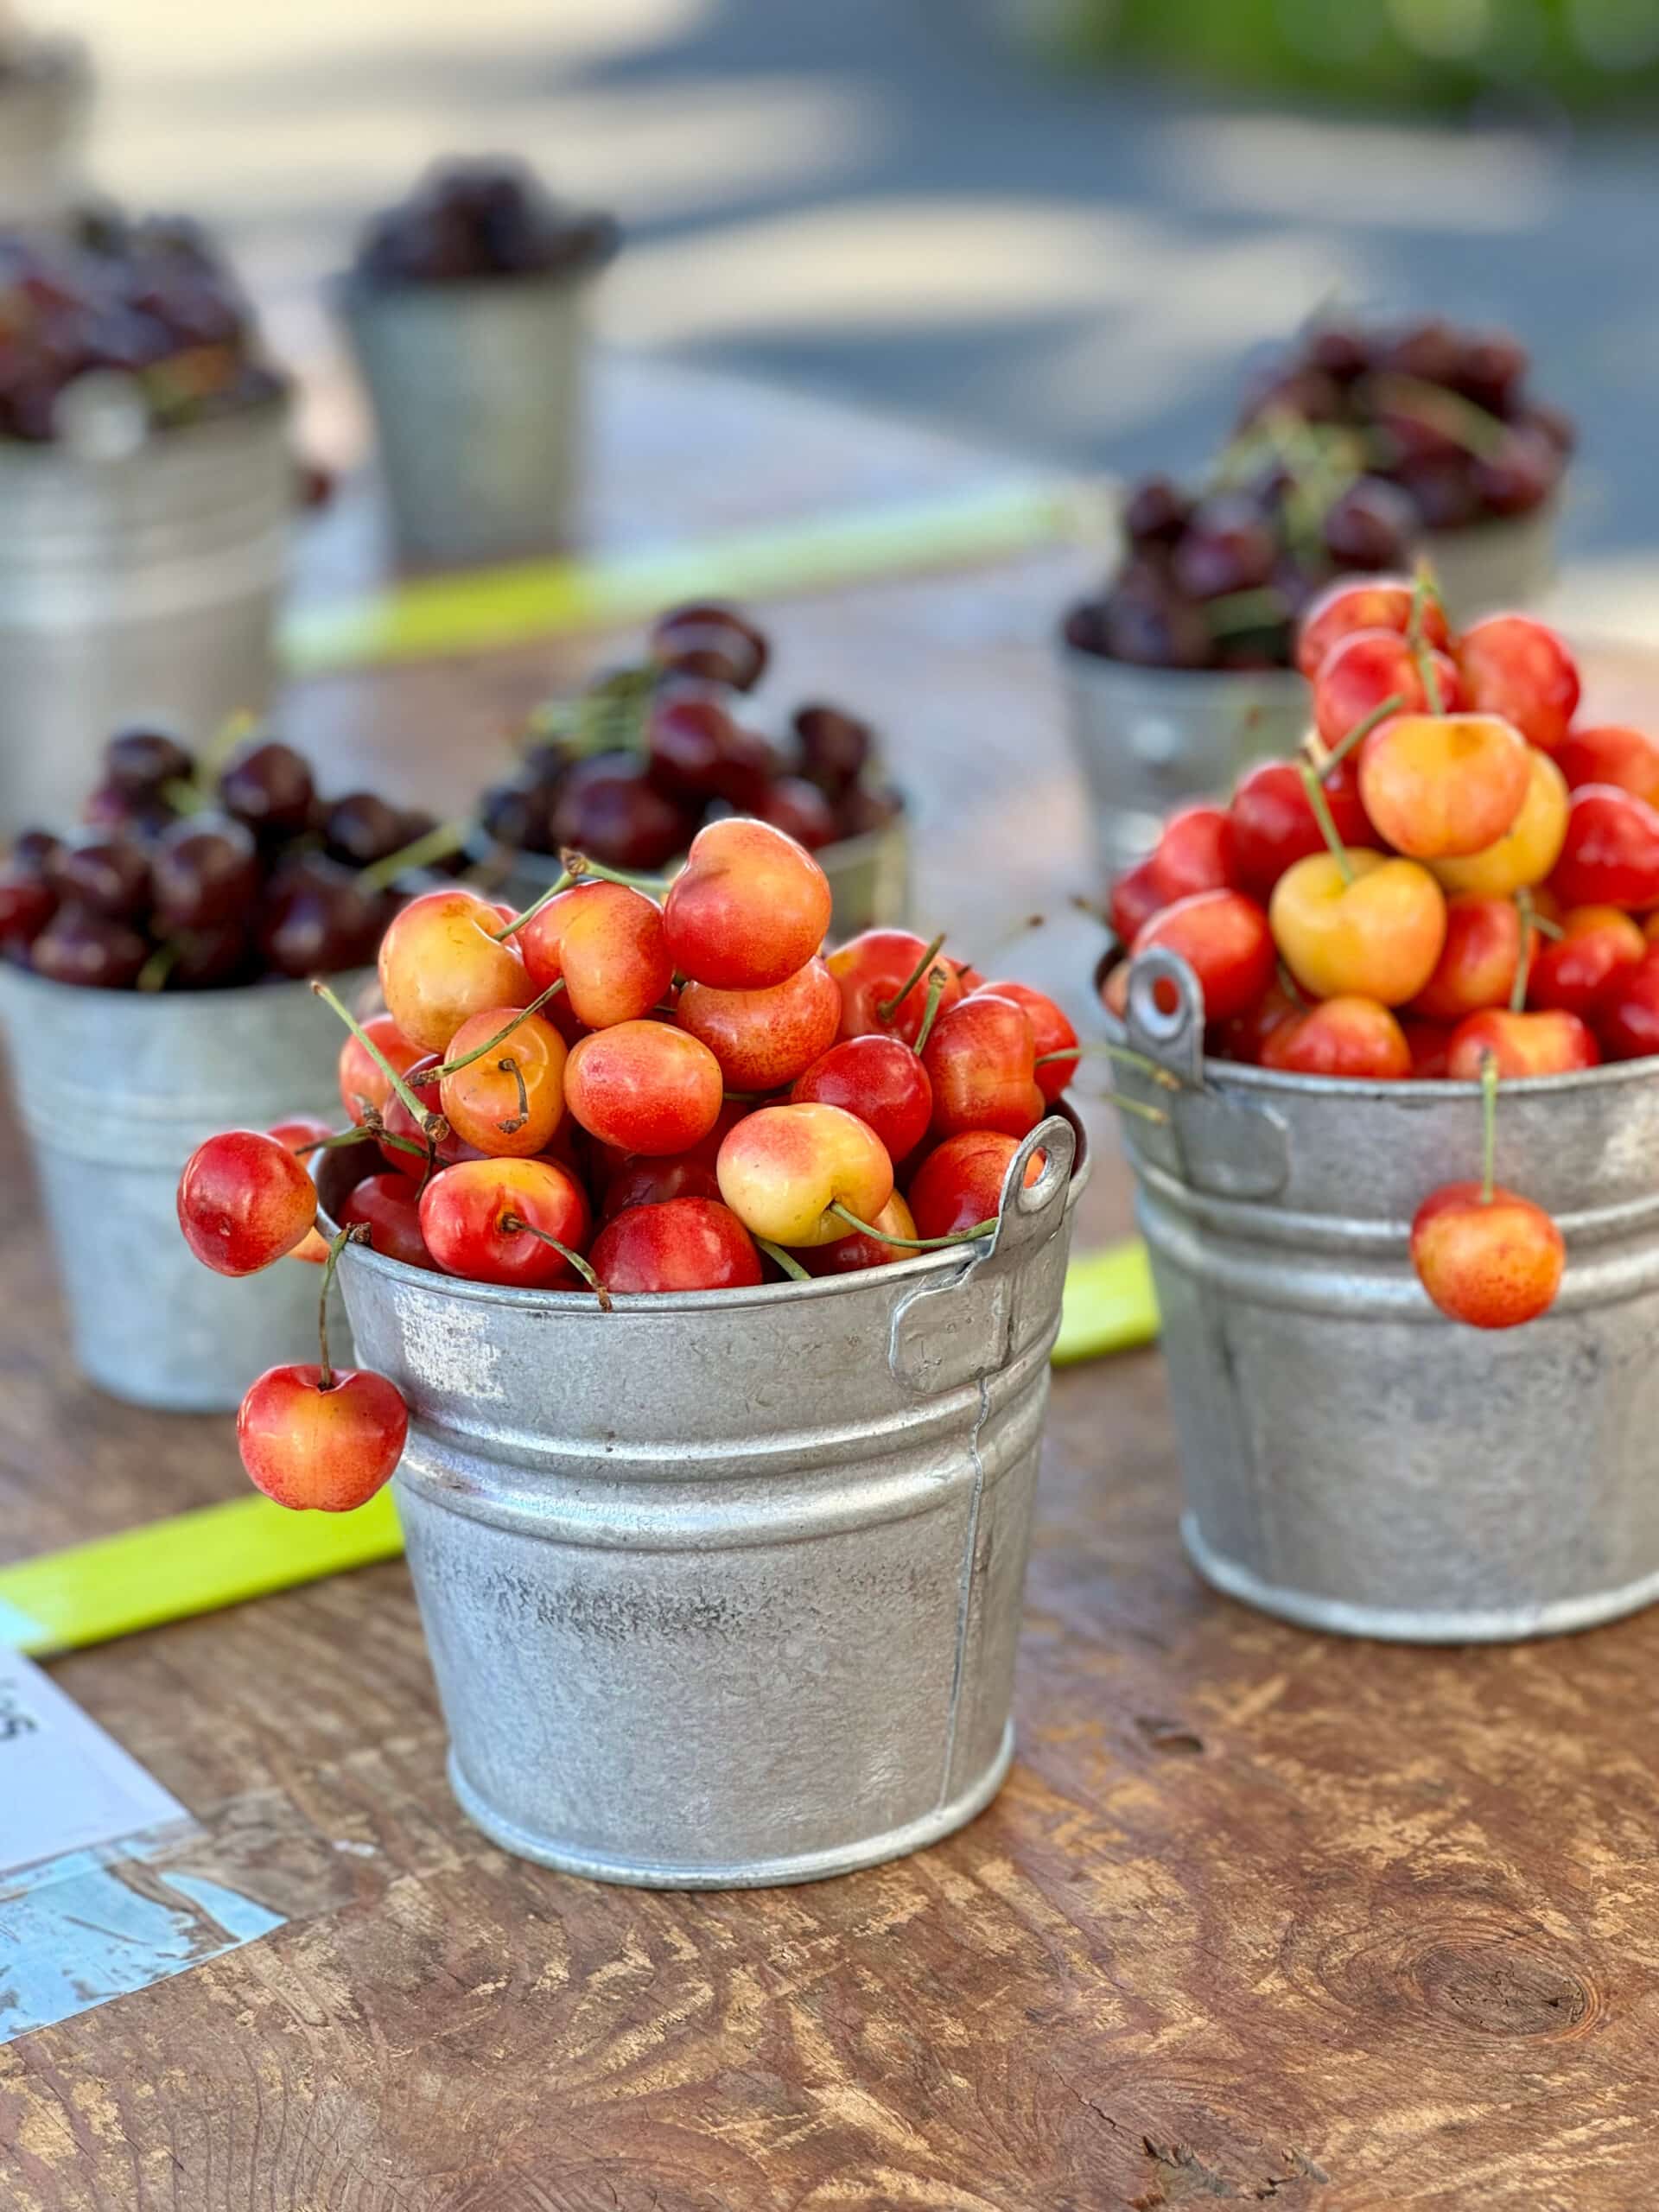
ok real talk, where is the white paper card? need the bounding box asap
[0,1652,188,1879]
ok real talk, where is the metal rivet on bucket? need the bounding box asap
[1099,947,1659,1644]
[322,1107,1087,1888]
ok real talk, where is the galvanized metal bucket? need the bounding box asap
[1101,946,1659,1643]
[1058,642,1306,879]
[1423,499,1558,626]
[0,964,355,1411]
[0,46,90,229]
[0,397,291,838]
[340,271,594,568]
[323,1108,1086,1888]
[474,799,911,944]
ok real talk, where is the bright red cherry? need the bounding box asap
[827,928,964,1046]
[419,1157,593,1288]
[177,1128,318,1276]
[339,1173,436,1269]
[1458,614,1580,752]
[238,1363,409,1511]
[589,1198,762,1294]
[922,994,1045,1142]
[663,817,831,989]
[908,1129,1040,1241]
[791,1033,932,1165]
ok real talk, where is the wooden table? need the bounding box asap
[4,356,1659,2212]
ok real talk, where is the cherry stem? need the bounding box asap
[419,981,567,1082]
[1297,760,1354,885]
[1106,1091,1169,1125]
[491,870,576,942]
[910,968,950,1057]
[315,1224,368,1392]
[311,982,448,1151]
[495,1055,531,1135]
[1034,1041,1182,1090]
[1510,889,1535,1014]
[755,1236,810,1281]
[829,1201,996,1249]
[502,1215,613,1310]
[877,933,945,1024]
[559,848,674,895]
[136,940,181,994]
[1313,691,1405,779]
[1479,1051,1499,1206]
[358,1106,429,1163]
[1277,960,1309,1009]
[357,818,468,895]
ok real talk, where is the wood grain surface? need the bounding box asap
[3,355,1658,2212]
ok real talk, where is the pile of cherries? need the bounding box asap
[1104,572,1659,1332]
[353,157,620,288]
[0,210,283,443]
[0,726,450,990]
[176,816,1077,1510]
[1237,314,1573,534]
[479,600,903,872]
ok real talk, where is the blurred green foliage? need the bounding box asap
[1050,0,1659,109]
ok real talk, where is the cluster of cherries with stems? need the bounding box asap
[177,816,1099,1514]
[353,156,619,290]
[1099,566,1659,1330]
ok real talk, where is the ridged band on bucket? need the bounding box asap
[0,964,360,1411]
[340,272,594,567]
[323,1108,1087,1888]
[0,398,291,836]
[471,800,912,945]
[1099,946,1659,1643]
[1058,641,1306,879]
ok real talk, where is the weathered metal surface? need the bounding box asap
[325,1109,1086,1887]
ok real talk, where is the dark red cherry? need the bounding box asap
[150,812,259,930]
[48,833,152,921]
[794,702,872,796]
[648,602,769,692]
[104,724,194,798]
[219,740,315,838]
[30,906,150,989]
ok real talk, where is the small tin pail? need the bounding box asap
[325,1109,1085,1887]
[1423,499,1558,626]
[1101,946,1659,1643]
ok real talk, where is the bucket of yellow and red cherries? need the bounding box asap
[174,818,1086,1885]
[1098,573,1659,1643]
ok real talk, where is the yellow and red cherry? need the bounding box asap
[237,1362,408,1511]
[378,887,531,1054]
[438,1007,568,1159]
[1413,1183,1564,1328]
[1128,888,1275,1024]
[974,979,1077,1102]
[1556,723,1659,807]
[791,1033,932,1165]
[339,1172,436,1269]
[1528,905,1645,1018]
[1357,712,1530,861]
[549,880,672,1029]
[1212,976,1303,1065]
[1458,613,1580,752]
[1295,575,1450,679]
[828,927,964,1045]
[419,1156,593,1288]
[908,1129,1039,1242]
[1432,747,1568,898]
[677,956,841,1090]
[177,1128,318,1277]
[1229,754,1375,900]
[663,817,831,989]
[1313,627,1460,749]
[1271,850,1446,1006]
[716,1102,893,1247]
[265,1114,334,1262]
[922,993,1045,1142]
[1259,996,1411,1079]
[338,1012,424,1128]
[1408,893,1526,1021]
[802,1192,920,1274]
[1446,1007,1599,1078]
[588,1198,762,1294]
[564,1020,724,1156]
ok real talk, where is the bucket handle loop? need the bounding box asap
[887,1113,1075,1395]
[1117,948,1292,1201]
[1125,947,1206,1084]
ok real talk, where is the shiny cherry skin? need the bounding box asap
[1211,977,1303,1065]
[759,777,837,850]
[1312,628,1461,750]
[324,791,411,868]
[339,1012,425,1126]
[48,833,151,922]
[1555,724,1659,808]
[419,1156,592,1288]
[1129,889,1276,1023]
[1270,852,1446,1007]
[1229,756,1375,899]
[219,739,315,839]
[1411,1183,1564,1329]
[339,1172,436,1269]
[1358,713,1530,861]
[791,1034,932,1164]
[1458,614,1580,753]
[645,683,766,807]
[1445,1007,1599,1078]
[238,1363,409,1510]
[974,979,1076,1103]
[552,753,696,871]
[1408,893,1525,1021]
[177,1128,318,1275]
[378,1055,489,1179]
[664,817,831,990]
[554,881,672,1029]
[678,957,841,1091]
[794,702,872,795]
[150,812,258,930]
[589,1198,762,1294]
[716,1102,893,1248]
[908,1130,1041,1242]
[1548,785,1659,910]
[564,1020,724,1155]
[257,856,388,980]
[1295,575,1451,680]
[1528,906,1645,1019]
[1259,996,1410,1079]
[105,725,193,798]
[922,994,1044,1142]
[439,1007,568,1158]
[30,907,149,989]
[1433,749,1569,899]
[1591,948,1659,1062]
[649,601,769,691]
[265,1115,334,1263]
[1108,804,1239,942]
[378,887,532,1055]
[829,927,964,1046]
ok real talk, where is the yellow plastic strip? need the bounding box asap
[0,1488,404,1659]
[1052,1238,1160,1366]
[282,478,1090,675]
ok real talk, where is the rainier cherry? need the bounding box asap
[1357,712,1529,861]
[1431,747,1568,899]
[378,887,531,1054]
[1108,804,1239,942]
[1128,889,1275,1022]
[589,1198,762,1294]
[532,880,671,1029]
[1411,1058,1563,1328]
[829,928,963,1045]
[438,1007,569,1159]
[1445,1007,1598,1078]
[1556,724,1659,808]
[1528,905,1644,1018]
[338,1013,424,1127]
[909,1130,1039,1242]
[339,1173,436,1269]
[178,1128,318,1276]
[791,1033,933,1165]
[1296,575,1451,679]
[1230,755,1374,899]
[664,817,831,989]
[1313,629,1459,750]
[976,980,1077,1103]
[564,1020,724,1155]
[1259,997,1410,1079]
[419,1157,594,1290]
[677,957,841,1090]
[1408,893,1525,1021]
[1458,613,1580,752]
[922,994,1044,1141]
[803,1192,920,1274]
[1548,785,1659,911]
[266,1115,334,1263]
[1270,852,1446,1007]
[716,1103,893,1248]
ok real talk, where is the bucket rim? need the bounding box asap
[320,1098,1089,1318]
[0,959,362,1020]
[0,387,291,474]
[1094,945,1659,1104]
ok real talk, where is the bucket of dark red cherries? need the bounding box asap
[471,599,910,940]
[0,723,453,1410]
[1060,314,1573,881]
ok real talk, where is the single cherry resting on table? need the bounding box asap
[475,600,904,875]
[176,817,1080,1509]
[1102,574,1613,1330]
[0,721,464,992]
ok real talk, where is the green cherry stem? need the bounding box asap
[501,1216,613,1310]
[357,818,468,895]
[910,967,951,1057]
[490,871,576,943]
[1033,1041,1182,1090]
[829,1201,996,1249]
[755,1237,810,1281]
[877,933,946,1024]
[559,848,674,895]
[1478,1051,1499,1206]
[1510,889,1535,1014]
[417,981,567,1082]
[1314,691,1406,779]
[315,1224,368,1392]
[312,981,446,1143]
[1297,760,1355,885]
[136,940,182,994]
